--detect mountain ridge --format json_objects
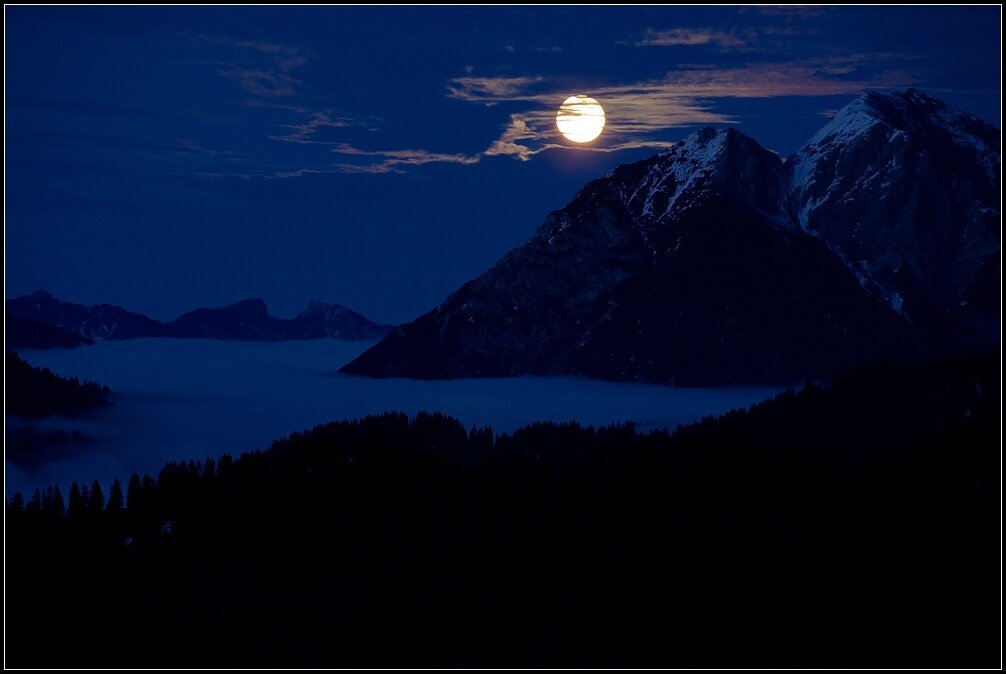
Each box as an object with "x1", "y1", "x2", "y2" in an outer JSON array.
[
  {"x1": 342, "y1": 89, "x2": 1000, "y2": 385},
  {"x1": 6, "y1": 291, "x2": 393, "y2": 345}
]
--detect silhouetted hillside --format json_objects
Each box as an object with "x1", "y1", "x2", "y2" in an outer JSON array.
[
  {"x1": 5, "y1": 352, "x2": 111, "y2": 418},
  {"x1": 6, "y1": 316, "x2": 93, "y2": 349},
  {"x1": 5, "y1": 352, "x2": 999, "y2": 667}
]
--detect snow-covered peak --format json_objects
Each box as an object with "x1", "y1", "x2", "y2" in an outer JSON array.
[
  {"x1": 793, "y1": 89, "x2": 999, "y2": 183},
  {"x1": 657, "y1": 126, "x2": 733, "y2": 165},
  {"x1": 603, "y1": 127, "x2": 784, "y2": 225},
  {"x1": 620, "y1": 128, "x2": 733, "y2": 220},
  {"x1": 860, "y1": 88, "x2": 986, "y2": 136},
  {"x1": 784, "y1": 88, "x2": 1000, "y2": 323},
  {"x1": 788, "y1": 88, "x2": 1000, "y2": 219},
  {"x1": 802, "y1": 97, "x2": 886, "y2": 153}
]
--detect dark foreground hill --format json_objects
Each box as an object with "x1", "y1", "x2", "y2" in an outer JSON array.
[
  {"x1": 5, "y1": 352, "x2": 999, "y2": 667},
  {"x1": 7, "y1": 316, "x2": 94, "y2": 350},
  {"x1": 5, "y1": 353, "x2": 114, "y2": 467},
  {"x1": 5, "y1": 352, "x2": 111, "y2": 419}
]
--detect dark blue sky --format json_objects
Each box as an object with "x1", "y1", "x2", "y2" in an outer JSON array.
[{"x1": 5, "y1": 6, "x2": 1000, "y2": 324}]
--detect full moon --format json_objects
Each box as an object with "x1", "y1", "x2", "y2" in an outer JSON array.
[{"x1": 556, "y1": 95, "x2": 605, "y2": 143}]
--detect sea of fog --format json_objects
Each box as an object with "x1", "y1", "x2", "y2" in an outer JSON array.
[{"x1": 7, "y1": 338, "x2": 783, "y2": 497}]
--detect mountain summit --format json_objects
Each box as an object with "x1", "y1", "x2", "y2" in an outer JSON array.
[
  {"x1": 785, "y1": 88, "x2": 999, "y2": 341},
  {"x1": 343, "y1": 90, "x2": 1000, "y2": 385}
]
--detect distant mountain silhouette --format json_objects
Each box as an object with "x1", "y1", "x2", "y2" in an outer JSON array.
[
  {"x1": 7, "y1": 291, "x2": 163, "y2": 342},
  {"x1": 162, "y1": 298, "x2": 289, "y2": 340},
  {"x1": 287, "y1": 300, "x2": 396, "y2": 341},
  {"x1": 343, "y1": 89, "x2": 1000, "y2": 385},
  {"x1": 6, "y1": 291, "x2": 393, "y2": 344}
]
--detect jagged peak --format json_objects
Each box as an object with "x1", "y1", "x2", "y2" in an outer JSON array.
[
  {"x1": 860, "y1": 88, "x2": 956, "y2": 118},
  {"x1": 592, "y1": 127, "x2": 773, "y2": 192},
  {"x1": 657, "y1": 126, "x2": 766, "y2": 163},
  {"x1": 657, "y1": 127, "x2": 730, "y2": 164},
  {"x1": 788, "y1": 87, "x2": 1000, "y2": 202},
  {"x1": 800, "y1": 88, "x2": 998, "y2": 155},
  {"x1": 549, "y1": 125, "x2": 784, "y2": 236}
]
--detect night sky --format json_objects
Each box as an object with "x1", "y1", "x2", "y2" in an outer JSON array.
[{"x1": 5, "y1": 6, "x2": 1000, "y2": 325}]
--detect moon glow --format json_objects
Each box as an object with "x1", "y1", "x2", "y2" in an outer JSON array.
[{"x1": 556, "y1": 95, "x2": 605, "y2": 143}]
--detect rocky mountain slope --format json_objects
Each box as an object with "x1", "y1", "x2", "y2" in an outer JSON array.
[
  {"x1": 343, "y1": 90, "x2": 999, "y2": 385},
  {"x1": 786, "y1": 88, "x2": 1000, "y2": 344}
]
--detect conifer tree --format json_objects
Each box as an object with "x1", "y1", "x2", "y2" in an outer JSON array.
[
  {"x1": 42, "y1": 486, "x2": 56, "y2": 515},
  {"x1": 8, "y1": 492, "x2": 25, "y2": 515},
  {"x1": 88, "y1": 479, "x2": 105, "y2": 513},
  {"x1": 203, "y1": 457, "x2": 216, "y2": 481},
  {"x1": 107, "y1": 478, "x2": 124, "y2": 510},
  {"x1": 52, "y1": 485, "x2": 66, "y2": 517},
  {"x1": 28, "y1": 489, "x2": 43, "y2": 513},
  {"x1": 127, "y1": 473, "x2": 142, "y2": 510},
  {"x1": 68, "y1": 482, "x2": 84, "y2": 517}
]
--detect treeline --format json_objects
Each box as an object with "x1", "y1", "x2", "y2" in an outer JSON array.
[
  {"x1": 5, "y1": 351, "x2": 111, "y2": 418},
  {"x1": 5, "y1": 352, "x2": 1000, "y2": 667}
]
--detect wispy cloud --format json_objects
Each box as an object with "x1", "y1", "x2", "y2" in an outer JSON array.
[
  {"x1": 200, "y1": 36, "x2": 298, "y2": 55},
  {"x1": 752, "y1": 6, "x2": 830, "y2": 19},
  {"x1": 635, "y1": 28, "x2": 747, "y2": 50},
  {"x1": 503, "y1": 43, "x2": 562, "y2": 54},
  {"x1": 223, "y1": 69, "x2": 300, "y2": 97},
  {"x1": 270, "y1": 110, "x2": 380, "y2": 144},
  {"x1": 284, "y1": 55, "x2": 915, "y2": 176},
  {"x1": 482, "y1": 115, "x2": 540, "y2": 161},
  {"x1": 200, "y1": 35, "x2": 308, "y2": 98},
  {"x1": 201, "y1": 35, "x2": 307, "y2": 71},
  {"x1": 217, "y1": 45, "x2": 915, "y2": 178},
  {"x1": 330, "y1": 144, "x2": 481, "y2": 173},
  {"x1": 441, "y1": 56, "x2": 916, "y2": 163},
  {"x1": 629, "y1": 23, "x2": 814, "y2": 53},
  {"x1": 446, "y1": 76, "x2": 547, "y2": 102},
  {"x1": 324, "y1": 113, "x2": 678, "y2": 174}
]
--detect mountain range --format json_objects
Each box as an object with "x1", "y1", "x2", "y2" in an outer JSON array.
[
  {"x1": 6, "y1": 291, "x2": 393, "y2": 346},
  {"x1": 343, "y1": 89, "x2": 1000, "y2": 385}
]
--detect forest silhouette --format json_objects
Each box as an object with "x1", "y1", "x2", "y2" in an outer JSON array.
[
  {"x1": 5, "y1": 352, "x2": 999, "y2": 667},
  {"x1": 6, "y1": 352, "x2": 110, "y2": 418}
]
